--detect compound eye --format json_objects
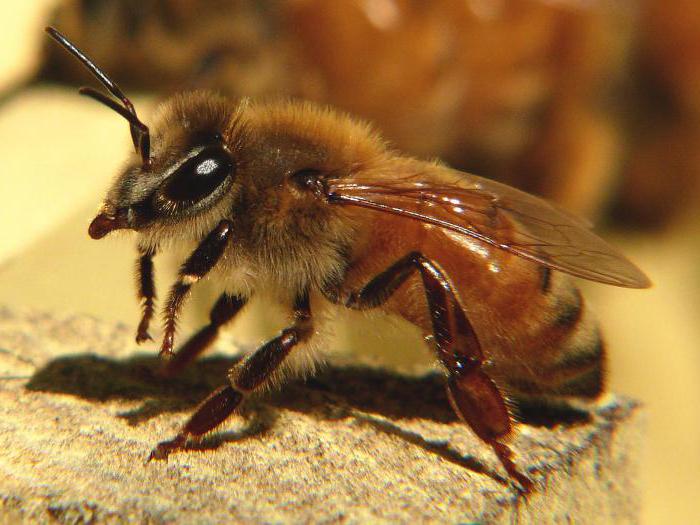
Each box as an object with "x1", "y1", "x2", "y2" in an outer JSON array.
[
  {"x1": 163, "y1": 145, "x2": 233, "y2": 203},
  {"x1": 161, "y1": 145, "x2": 234, "y2": 205}
]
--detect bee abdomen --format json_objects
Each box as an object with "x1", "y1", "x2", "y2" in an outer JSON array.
[
  {"x1": 552, "y1": 287, "x2": 584, "y2": 329},
  {"x1": 544, "y1": 281, "x2": 606, "y2": 397},
  {"x1": 549, "y1": 331, "x2": 605, "y2": 398},
  {"x1": 504, "y1": 281, "x2": 606, "y2": 400}
]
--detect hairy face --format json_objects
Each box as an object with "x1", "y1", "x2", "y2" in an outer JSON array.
[{"x1": 90, "y1": 92, "x2": 248, "y2": 240}]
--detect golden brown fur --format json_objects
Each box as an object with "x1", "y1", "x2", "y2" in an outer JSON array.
[{"x1": 100, "y1": 93, "x2": 612, "y2": 404}]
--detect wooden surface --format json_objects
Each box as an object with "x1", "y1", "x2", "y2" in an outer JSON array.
[{"x1": 0, "y1": 309, "x2": 642, "y2": 524}]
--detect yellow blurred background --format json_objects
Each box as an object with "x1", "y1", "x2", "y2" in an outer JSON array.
[{"x1": 1, "y1": 2, "x2": 699, "y2": 523}]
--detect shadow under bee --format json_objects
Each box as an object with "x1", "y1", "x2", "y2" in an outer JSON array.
[
  {"x1": 25, "y1": 353, "x2": 591, "y2": 484},
  {"x1": 25, "y1": 353, "x2": 460, "y2": 423}
]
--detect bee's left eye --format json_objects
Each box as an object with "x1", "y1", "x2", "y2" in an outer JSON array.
[
  {"x1": 161, "y1": 145, "x2": 234, "y2": 204},
  {"x1": 163, "y1": 146, "x2": 233, "y2": 203}
]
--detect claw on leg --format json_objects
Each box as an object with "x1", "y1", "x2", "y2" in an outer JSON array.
[
  {"x1": 135, "y1": 324, "x2": 154, "y2": 344},
  {"x1": 147, "y1": 386, "x2": 243, "y2": 462},
  {"x1": 492, "y1": 442, "x2": 533, "y2": 494}
]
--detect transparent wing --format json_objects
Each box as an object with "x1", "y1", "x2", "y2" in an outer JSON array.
[{"x1": 327, "y1": 169, "x2": 650, "y2": 288}]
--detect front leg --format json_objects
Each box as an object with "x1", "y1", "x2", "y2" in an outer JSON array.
[
  {"x1": 160, "y1": 220, "x2": 232, "y2": 358},
  {"x1": 345, "y1": 252, "x2": 532, "y2": 493},
  {"x1": 135, "y1": 244, "x2": 157, "y2": 344},
  {"x1": 148, "y1": 291, "x2": 312, "y2": 461}
]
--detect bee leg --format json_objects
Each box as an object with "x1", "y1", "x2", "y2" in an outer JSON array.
[
  {"x1": 147, "y1": 291, "x2": 312, "y2": 462},
  {"x1": 429, "y1": 282, "x2": 533, "y2": 494},
  {"x1": 135, "y1": 244, "x2": 157, "y2": 344},
  {"x1": 345, "y1": 252, "x2": 532, "y2": 493},
  {"x1": 162, "y1": 293, "x2": 247, "y2": 377},
  {"x1": 146, "y1": 385, "x2": 243, "y2": 462},
  {"x1": 159, "y1": 220, "x2": 233, "y2": 359}
]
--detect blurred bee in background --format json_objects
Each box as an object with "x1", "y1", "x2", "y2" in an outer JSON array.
[
  {"x1": 47, "y1": 27, "x2": 649, "y2": 493},
  {"x1": 40, "y1": 0, "x2": 299, "y2": 96},
  {"x1": 614, "y1": 0, "x2": 700, "y2": 227},
  {"x1": 38, "y1": 0, "x2": 639, "y2": 223}
]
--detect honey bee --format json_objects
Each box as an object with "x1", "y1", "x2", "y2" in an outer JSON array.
[{"x1": 46, "y1": 27, "x2": 650, "y2": 493}]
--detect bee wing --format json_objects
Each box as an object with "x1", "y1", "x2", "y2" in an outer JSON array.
[{"x1": 327, "y1": 169, "x2": 651, "y2": 288}]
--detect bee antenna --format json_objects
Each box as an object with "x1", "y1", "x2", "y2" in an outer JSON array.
[
  {"x1": 44, "y1": 26, "x2": 151, "y2": 167},
  {"x1": 79, "y1": 87, "x2": 150, "y2": 151}
]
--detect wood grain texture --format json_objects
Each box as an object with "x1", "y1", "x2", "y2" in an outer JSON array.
[{"x1": 0, "y1": 308, "x2": 642, "y2": 524}]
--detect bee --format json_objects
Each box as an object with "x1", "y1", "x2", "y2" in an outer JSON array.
[{"x1": 46, "y1": 27, "x2": 650, "y2": 493}]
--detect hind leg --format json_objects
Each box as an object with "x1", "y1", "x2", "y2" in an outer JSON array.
[{"x1": 344, "y1": 251, "x2": 532, "y2": 493}]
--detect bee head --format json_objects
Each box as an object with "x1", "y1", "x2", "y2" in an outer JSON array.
[{"x1": 45, "y1": 27, "x2": 243, "y2": 241}]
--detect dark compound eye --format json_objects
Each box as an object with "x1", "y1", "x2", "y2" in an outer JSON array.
[{"x1": 161, "y1": 145, "x2": 234, "y2": 205}]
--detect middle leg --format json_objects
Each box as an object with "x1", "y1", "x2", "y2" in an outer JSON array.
[
  {"x1": 148, "y1": 291, "x2": 312, "y2": 461},
  {"x1": 135, "y1": 244, "x2": 157, "y2": 344}
]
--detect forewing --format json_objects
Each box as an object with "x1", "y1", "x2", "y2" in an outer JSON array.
[{"x1": 327, "y1": 168, "x2": 650, "y2": 288}]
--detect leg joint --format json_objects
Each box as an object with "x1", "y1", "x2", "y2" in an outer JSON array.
[
  {"x1": 231, "y1": 315, "x2": 314, "y2": 393},
  {"x1": 344, "y1": 251, "x2": 428, "y2": 310},
  {"x1": 452, "y1": 354, "x2": 481, "y2": 376},
  {"x1": 209, "y1": 294, "x2": 245, "y2": 325},
  {"x1": 406, "y1": 251, "x2": 425, "y2": 266}
]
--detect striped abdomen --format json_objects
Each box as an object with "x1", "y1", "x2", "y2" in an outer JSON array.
[
  {"x1": 492, "y1": 266, "x2": 606, "y2": 403},
  {"x1": 342, "y1": 211, "x2": 607, "y2": 404}
]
